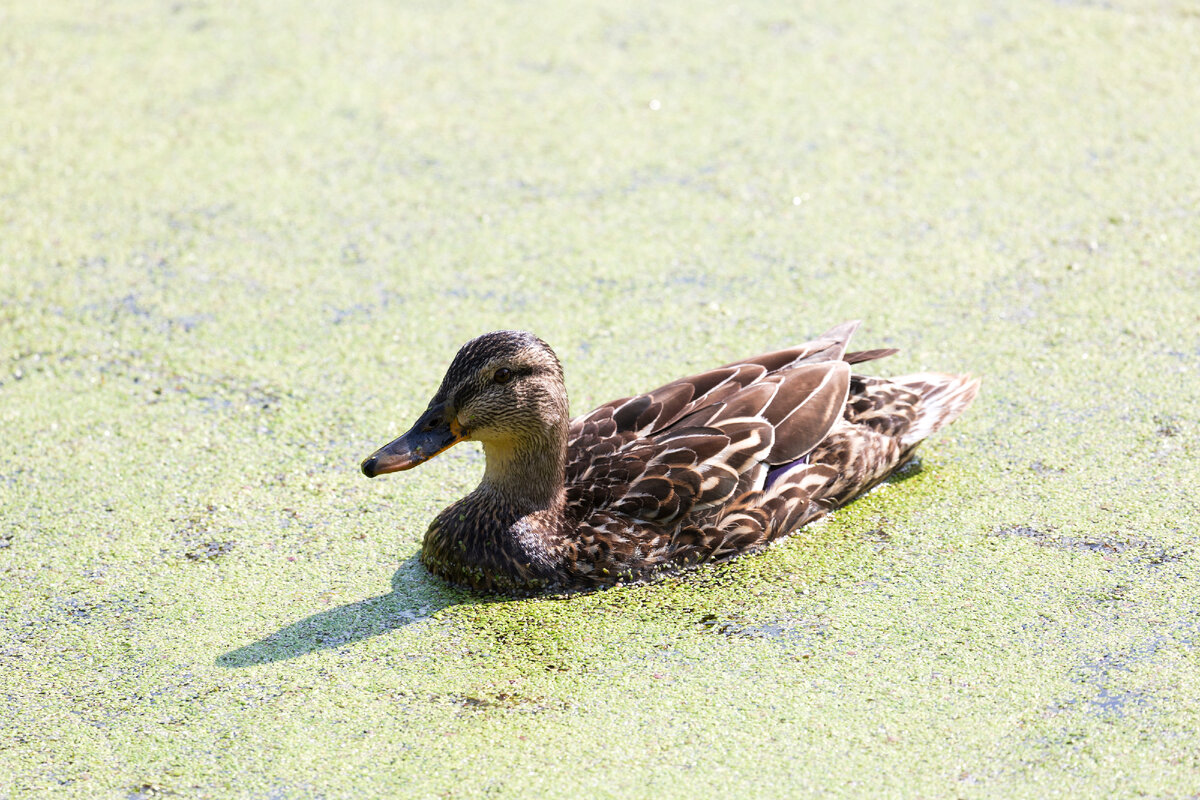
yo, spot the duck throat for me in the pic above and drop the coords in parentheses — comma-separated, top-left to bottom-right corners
(478, 429, 567, 513)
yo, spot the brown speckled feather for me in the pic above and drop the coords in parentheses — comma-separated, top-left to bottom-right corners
(362, 323, 980, 593)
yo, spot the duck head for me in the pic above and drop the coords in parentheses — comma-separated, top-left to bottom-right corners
(361, 331, 569, 479)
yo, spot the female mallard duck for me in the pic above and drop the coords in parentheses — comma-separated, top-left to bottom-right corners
(361, 323, 979, 593)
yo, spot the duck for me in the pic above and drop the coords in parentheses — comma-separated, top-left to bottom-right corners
(361, 322, 979, 594)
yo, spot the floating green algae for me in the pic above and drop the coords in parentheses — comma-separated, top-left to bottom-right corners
(2, 1, 1199, 798)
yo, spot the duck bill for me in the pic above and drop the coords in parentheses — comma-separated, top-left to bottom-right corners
(361, 405, 465, 478)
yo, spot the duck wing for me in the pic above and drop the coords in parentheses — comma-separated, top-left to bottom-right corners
(565, 354, 853, 529)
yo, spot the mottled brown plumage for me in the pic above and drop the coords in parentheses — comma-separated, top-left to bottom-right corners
(361, 323, 980, 593)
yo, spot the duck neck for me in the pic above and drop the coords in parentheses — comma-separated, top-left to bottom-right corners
(478, 423, 568, 515)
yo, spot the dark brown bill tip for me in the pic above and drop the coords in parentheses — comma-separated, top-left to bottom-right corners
(361, 456, 380, 478)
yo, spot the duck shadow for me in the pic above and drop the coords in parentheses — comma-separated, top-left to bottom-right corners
(886, 455, 925, 485)
(216, 555, 472, 668)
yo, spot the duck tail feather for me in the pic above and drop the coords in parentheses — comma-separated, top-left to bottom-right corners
(893, 373, 981, 448)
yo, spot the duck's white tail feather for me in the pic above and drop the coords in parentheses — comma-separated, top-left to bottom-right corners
(893, 373, 981, 448)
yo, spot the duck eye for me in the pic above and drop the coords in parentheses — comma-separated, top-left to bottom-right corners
(492, 367, 513, 385)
